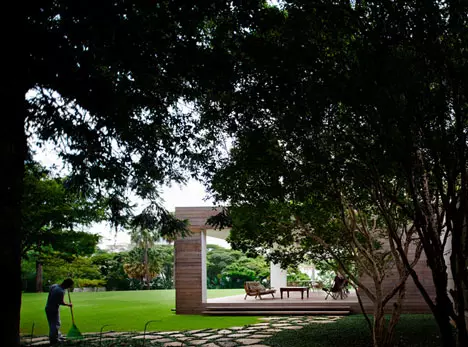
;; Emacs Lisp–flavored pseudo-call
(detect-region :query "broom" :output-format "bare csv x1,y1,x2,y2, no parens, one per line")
66,289,83,340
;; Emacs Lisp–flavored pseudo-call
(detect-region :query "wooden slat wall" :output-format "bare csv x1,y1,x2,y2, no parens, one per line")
174,208,217,314
357,245,436,313
175,206,221,228
175,233,204,314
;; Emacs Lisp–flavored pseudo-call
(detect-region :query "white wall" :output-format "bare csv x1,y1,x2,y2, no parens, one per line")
270,262,287,289
201,230,207,303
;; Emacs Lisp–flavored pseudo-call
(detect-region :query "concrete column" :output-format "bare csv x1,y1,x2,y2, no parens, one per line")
270,261,287,289
201,230,207,303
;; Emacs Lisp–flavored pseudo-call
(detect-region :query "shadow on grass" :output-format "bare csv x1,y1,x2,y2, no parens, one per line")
264,315,445,347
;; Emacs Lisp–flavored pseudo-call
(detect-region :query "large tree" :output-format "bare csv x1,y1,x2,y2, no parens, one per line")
22,161,103,291
4,1,261,345
195,1,467,346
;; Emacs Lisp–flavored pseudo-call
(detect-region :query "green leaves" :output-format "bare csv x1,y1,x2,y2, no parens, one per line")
21,161,103,259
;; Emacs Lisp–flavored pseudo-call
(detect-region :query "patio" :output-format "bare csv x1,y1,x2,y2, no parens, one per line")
204,289,360,315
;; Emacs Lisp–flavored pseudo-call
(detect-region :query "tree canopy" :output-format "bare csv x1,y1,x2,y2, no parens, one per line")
4,1,468,346
5,1,260,344
198,1,468,346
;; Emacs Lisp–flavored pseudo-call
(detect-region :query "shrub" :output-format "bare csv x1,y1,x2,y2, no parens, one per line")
74,278,106,288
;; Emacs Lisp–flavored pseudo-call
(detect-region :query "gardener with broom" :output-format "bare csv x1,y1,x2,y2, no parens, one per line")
45,278,74,345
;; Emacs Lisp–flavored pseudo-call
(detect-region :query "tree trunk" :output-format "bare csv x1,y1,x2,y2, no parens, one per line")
383,285,405,347
0,86,27,346
144,245,150,290
372,305,385,347
451,213,468,346
35,261,43,292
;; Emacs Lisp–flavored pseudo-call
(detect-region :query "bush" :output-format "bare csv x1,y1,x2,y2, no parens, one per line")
287,272,311,286
74,278,106,288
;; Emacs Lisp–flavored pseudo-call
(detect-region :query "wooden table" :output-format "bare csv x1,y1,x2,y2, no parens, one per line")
280,286,310,299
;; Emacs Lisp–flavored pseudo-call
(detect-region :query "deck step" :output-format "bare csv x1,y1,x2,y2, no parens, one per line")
202,310,351,316
204,305,351,311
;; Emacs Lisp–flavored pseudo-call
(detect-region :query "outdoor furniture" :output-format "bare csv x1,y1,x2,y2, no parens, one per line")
244,281,276,300
280,286,310,299
322,276,348,300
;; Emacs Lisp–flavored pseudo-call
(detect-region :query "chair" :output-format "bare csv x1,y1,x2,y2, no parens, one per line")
322,276,348,300
244,281,276,300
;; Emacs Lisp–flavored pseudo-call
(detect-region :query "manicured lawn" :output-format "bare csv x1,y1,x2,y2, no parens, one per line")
21,289,258,335
264,314,445,347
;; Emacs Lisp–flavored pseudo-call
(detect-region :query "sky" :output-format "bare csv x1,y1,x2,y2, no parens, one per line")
33,143,230,249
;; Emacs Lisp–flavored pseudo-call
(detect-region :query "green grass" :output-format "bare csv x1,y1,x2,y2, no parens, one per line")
264,314,445,347
21,289,259,335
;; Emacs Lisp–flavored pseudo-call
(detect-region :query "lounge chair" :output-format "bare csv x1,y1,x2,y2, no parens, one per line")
244,281,276,300
322,276,348,300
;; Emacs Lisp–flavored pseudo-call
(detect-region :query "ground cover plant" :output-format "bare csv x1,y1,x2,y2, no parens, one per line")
264,314,451,347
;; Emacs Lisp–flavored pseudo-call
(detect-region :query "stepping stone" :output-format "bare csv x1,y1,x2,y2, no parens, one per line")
249,334,272,338
30,337,48,342
171,334,186,338
310,320,335,324
202,343,220,347
217,341,238,347
263,329,282,333
217,329,232,334
235,338,262,345
229,326,245,330
133,334,165,339
226,333,249,338
282,326,303,330
205,335,223,339
104,331,127,335
271,323,290,327
193,332,213,337
190,340,211,345
177,336,194,341
245,345,270,347
150,338,173,343
31,341,49,346
252,323,270,326
163,342,184,347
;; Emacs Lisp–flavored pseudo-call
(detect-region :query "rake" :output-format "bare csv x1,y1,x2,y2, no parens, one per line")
66,289,83,340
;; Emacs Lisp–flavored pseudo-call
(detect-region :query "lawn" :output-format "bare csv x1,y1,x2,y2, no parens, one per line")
264,314,446,347
21,289,259,335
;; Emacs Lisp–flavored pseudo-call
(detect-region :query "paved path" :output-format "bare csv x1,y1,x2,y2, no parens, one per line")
23,316,342,346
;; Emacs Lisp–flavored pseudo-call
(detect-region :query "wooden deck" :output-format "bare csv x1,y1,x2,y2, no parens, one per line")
204,290,360,316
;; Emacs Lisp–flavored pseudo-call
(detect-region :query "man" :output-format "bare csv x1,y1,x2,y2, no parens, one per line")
45,278,74,345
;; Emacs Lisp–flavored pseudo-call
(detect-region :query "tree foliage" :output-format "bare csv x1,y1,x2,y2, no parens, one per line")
21,161,103,258
206,244,270,289
6,0,244,343
197,1,468,346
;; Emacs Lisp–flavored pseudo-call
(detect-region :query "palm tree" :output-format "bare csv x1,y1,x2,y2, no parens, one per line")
129,203,190,289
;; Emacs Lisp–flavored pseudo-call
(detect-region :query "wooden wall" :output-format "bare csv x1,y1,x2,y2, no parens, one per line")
175,206,220,229
174,232,205,314
357,244,436,313
174,207,215,314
